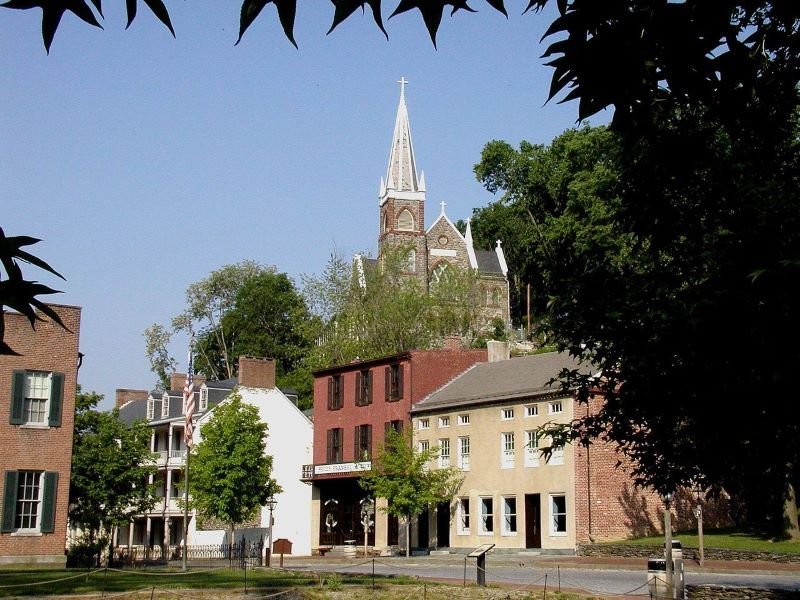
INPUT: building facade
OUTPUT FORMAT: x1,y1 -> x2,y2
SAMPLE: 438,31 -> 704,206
116,356 -> 314,557
410,350 -> 666,553
360,80 -> 511,331
305,348 -> 488,553
0,304 -> 82,566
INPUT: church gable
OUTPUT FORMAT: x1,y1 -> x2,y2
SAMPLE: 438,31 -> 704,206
425,210 -> 470,272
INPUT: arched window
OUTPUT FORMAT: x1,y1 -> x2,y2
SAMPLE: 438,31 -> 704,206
406,249 -> 416,272
431,262 -> 452,287
397,209 -> 415,231
381,211 -> 388,233
492,288 -> 501,306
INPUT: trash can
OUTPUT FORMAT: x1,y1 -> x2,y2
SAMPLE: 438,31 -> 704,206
647,558 -> 669,598
343,539 -> 357,559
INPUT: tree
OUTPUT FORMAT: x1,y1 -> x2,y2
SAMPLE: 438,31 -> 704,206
143,323 -> 176,392
0,227 -> 68,356
188,390 -> 280,543
302,243 -> 482,369
360,428 -> 463,557
69,387 -> 157,566
474,119 -> 800,537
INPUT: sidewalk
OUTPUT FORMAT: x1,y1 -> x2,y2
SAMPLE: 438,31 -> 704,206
280,551 -> 800,577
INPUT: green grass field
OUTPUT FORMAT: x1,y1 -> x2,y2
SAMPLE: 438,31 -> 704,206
619,528 -> 800,554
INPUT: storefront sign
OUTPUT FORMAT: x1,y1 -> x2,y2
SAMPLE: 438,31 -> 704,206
314,461 -> 371,475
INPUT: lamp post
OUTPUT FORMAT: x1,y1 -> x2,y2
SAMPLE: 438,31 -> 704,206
694,484 -> 705,566
265,496 -> 277,567
663,491 -> 674,599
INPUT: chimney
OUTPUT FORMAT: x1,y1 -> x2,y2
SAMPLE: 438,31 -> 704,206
487,340 -> 510,362
238,356 -> 276,389
115,388 -> 149,409
169,372 -> 207,392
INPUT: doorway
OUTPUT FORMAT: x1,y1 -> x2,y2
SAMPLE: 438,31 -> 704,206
525,494 -> 541,548
436,501 -> 450,548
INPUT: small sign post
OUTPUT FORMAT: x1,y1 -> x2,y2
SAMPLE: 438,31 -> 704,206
273,538 -> 292,568
467,544 -> 495,586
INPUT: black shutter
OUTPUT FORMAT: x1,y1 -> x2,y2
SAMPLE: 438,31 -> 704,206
48,373 -> 64,427
366,425 -> 372,459
355,372 -> 362,406
384,367 -> 391,401
40,472 -> 58,534
354,425 -> 361,459
2,471 -> 18,533
396,365 -> 404,400
326,429 -> 333,463
327,377 -> 333,409
10,371 -> 25,425
365,371 -> 372,404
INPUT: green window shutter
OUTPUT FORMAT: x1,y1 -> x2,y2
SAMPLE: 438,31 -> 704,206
48,373 -> 64,427
10,371 -> 25,425
365,371 -> 372,404
397,365 -> 404,400
40,472 -> 58,534
2,471 -> 19,532
355,372 -> 362,405
384,367 -> 391,401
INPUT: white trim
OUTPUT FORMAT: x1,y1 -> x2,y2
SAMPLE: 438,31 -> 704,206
429,248 -> 457,257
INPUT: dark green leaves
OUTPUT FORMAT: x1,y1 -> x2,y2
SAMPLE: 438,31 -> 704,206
3,0 -> 509,51
0,227 -> 67,355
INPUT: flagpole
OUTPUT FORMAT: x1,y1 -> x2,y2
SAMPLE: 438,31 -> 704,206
182,342 -> 194,572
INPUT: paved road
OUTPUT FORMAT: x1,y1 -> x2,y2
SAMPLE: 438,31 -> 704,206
285,556 -> 800,597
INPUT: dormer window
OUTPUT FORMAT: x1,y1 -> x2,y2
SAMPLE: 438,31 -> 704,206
200,387 -> 208,411
161,394 -> 170,418
147,397 -> 155,420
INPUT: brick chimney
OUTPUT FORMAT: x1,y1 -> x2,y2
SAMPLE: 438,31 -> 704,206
169,372 -> 207,392
115,388 -> 149,409
238,356 -> 276,389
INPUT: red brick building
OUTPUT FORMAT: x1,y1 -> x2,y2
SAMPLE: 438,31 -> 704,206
305,348 -> 487,552
0,305 -> 82,566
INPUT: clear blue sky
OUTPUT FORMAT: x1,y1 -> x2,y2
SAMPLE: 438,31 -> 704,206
1,1 -> 608,409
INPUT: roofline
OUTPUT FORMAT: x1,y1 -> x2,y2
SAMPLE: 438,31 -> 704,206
410,388 -> 570,414
313,351 -> 412,377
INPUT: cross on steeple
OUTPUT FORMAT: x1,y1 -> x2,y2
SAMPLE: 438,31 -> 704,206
398,77 -> 409,98
440,201 -> 447,214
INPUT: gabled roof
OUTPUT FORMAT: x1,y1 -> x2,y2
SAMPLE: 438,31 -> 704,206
475,249 -> 505,275
411,352 -> 588,413
117,377 -> 235,426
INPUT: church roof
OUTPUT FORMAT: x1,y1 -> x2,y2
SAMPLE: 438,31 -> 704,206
475,249 -> 505,275
380,78 -> 425,203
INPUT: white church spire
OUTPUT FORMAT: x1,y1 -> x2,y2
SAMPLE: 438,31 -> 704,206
380,77 -> 425,204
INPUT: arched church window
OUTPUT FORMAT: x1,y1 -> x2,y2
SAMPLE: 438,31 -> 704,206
492,288 -> 501,306
382,212 -> 388,233
431,262 -> 452,287
397,209 -> 415,231
406,249 -> 416,273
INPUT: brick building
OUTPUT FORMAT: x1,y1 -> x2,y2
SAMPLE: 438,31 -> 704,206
410,349 -> 667,553
356,79 -> 511,331
304,348 -> 487,552
0,304 -> 82,566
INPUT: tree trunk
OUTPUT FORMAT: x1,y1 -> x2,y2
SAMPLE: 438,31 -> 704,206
228,523 -> 235,558
783,483 -> 800,540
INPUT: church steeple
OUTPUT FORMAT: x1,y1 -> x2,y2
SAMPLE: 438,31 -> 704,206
380,77 -> 426,205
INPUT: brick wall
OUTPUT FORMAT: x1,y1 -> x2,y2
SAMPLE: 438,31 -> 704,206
0,304 -> 82,565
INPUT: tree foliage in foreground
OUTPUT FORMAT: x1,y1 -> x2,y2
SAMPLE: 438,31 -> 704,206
360,428 -> 463,557
69,388 -> 157,564
188,391 -> 280,541
302,243 -> 483,369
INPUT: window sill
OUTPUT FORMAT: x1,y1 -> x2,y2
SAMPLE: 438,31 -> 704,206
501,532 -> 518,537
549,532 -> 568,537
10,531 -> 42,537
19,424 -> 50,430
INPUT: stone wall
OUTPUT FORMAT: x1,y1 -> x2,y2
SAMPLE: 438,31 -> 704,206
578,543 -> 800,564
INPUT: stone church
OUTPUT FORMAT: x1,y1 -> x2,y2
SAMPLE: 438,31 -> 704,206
359,79 -> 511,331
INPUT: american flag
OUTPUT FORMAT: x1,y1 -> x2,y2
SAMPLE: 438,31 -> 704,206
183,356 -> 195,448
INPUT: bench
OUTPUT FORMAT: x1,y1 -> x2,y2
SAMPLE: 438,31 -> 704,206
316,546 -> 334,557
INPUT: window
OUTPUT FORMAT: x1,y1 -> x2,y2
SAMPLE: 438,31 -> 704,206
480,497 -> 494,534
458,436 -> 470,471
326,428 -> 343,464
525,404 -> 538,417
406,249 -> 416,272
10,370 -> 64,427
492,288 -> 501,306
397,208 -> 415,231
1,471 -> 57,534
418,440 -> 429,453
385,420 -> 403,438
457,414 -> 470,425
551,494 -> 567,535
147,397 -> 155,421
161,394 -> 170,418
354,424 -> 372,460
431,262 -> 452,287
458,498 -> 470,534
385,364 -> 403,401
327,375 -> 343,410
501,408 -> 514,420
438,438 -> 450,468
547,442 -> 565,466
418,418 -> 429,430
501,432 -> 515,469
502,496 -> 517,535
525,431 -> 540,467
548,400 -> 563,415
355,370 -> 372,406
199,387 -> 208,411
438,416 -> 450,428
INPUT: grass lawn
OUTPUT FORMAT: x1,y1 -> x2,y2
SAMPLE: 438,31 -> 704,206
619,528 -> 800,554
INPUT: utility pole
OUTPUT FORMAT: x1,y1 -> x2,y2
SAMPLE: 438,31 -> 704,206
664,492 -> 674,599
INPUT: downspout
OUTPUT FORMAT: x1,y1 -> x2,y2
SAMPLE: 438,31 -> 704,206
585,403 -> 593,543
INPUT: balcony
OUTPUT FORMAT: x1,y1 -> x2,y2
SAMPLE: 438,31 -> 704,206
301,464 -> 313,481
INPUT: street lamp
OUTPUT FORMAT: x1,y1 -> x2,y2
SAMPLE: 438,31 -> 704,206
693,484 -> 705,566
663,491 -> 674,599
265,496 -> 277,567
